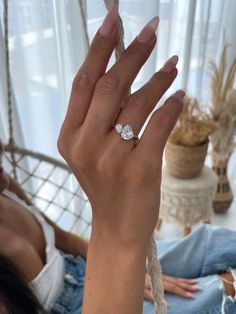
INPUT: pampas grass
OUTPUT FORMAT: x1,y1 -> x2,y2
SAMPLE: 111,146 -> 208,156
209,43 -> 236,159
169,96 -> 216,147
209,44 -> 236,120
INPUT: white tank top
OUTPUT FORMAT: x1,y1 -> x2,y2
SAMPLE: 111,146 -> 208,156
3,190 -> 64,311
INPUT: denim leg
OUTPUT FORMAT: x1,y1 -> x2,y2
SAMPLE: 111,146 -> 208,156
157,224 -> 236,278
143,274 -> 236,314
157,225 -> 209,278
142,225 -> 236,314
50,254 -> 85,314
200,226 -> 236,276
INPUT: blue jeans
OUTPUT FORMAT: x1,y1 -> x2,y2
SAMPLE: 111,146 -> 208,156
144,225 -> 236,314
50,225 -> 236,314
50,254 -> 85,314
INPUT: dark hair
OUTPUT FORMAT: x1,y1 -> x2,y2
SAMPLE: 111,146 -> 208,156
0,254 -> 45,314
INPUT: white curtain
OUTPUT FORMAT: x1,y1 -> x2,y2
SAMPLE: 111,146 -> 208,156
0,0 -> 90,233
0,0 -> 88,158
1,0 -> 236,157
0,0 -> 235,233
87,0 -> 236,102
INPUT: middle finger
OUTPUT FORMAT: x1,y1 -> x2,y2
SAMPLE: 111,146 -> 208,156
86,16 -> 159,133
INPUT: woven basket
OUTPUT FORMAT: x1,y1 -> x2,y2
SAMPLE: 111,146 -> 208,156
212,153 -> 233,213
165,140 -> 209,179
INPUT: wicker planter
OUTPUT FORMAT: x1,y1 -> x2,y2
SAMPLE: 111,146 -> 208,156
212,153 -> 233,213
165,140 -> 209,179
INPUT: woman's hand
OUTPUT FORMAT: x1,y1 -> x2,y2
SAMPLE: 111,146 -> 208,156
162,274 -> 200,299
58,6 -> 184,313
58,7 -> 183,250
144,273 -> 200,301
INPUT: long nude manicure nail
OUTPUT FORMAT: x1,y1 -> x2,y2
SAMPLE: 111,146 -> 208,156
161,55 -> 179,73
174,90 -> 185,99
137,16 -> 159,43
100,5 -> 118,37
186,292 -> 195,298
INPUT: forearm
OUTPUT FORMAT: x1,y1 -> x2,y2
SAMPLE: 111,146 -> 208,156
82,227 -> 147,314
63,232 -> 88,260
42,214 -> 88,259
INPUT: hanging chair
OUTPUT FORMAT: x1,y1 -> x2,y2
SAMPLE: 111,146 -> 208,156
2,0 -> 92,239
2,0 -> 166,312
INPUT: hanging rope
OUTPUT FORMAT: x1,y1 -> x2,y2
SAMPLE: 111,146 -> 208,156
78,0 -> 90,51
103,1 -> 166,313
147,235 -> 166,314
3,0 -> 17,180
103,0 -> 125,64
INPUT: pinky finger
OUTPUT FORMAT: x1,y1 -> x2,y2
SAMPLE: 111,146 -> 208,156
135,90 -> 185,165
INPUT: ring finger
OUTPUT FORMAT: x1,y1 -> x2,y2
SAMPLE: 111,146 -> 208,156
111,55 -> 178,151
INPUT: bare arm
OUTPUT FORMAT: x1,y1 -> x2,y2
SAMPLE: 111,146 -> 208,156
42,214 -> 88,260
58,6 -> 183,314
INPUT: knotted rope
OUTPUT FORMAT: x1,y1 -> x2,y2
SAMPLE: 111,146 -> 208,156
103,1 -> 166,313
3,0 -> 18,180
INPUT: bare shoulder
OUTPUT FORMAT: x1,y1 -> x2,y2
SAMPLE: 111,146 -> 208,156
0,226 -> 44,281
0,225 -> 31,259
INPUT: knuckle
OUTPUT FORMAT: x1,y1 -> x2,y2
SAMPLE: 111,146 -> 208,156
89,39 -> 103,56
128,93 -> 146,107
96,74 -> 119,95
173,286 -> 178,293
169,95 -> 184,107
57,130 -> 68,158
70,143 -> 93,172
58,130 -> 90,171
72,70 -> 90,92
126,45 -> 140,59
154,111 -> 172,129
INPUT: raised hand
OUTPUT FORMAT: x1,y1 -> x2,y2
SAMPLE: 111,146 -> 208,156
58,7 -> 183,249
58,6 -> 184,314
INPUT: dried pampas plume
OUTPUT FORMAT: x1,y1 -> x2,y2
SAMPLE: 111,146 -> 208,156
210,89 -> 236,160
209,43 -> 236,160
169,96 -> 216,147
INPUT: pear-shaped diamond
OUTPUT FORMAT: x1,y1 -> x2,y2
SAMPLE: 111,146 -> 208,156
115,123 -> 123,134
121,124 -> 134,140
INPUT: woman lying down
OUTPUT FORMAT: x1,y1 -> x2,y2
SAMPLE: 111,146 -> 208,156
0,139 -> 236,314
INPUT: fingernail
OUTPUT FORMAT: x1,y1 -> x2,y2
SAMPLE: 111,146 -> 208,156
190,279 -> 198,283
192,285 -> 201,290
100,5 -> 118,37
161,55 -> 179,73
137,16 -> 159,43
174,89 -> 185,99
186,293 -> 195,298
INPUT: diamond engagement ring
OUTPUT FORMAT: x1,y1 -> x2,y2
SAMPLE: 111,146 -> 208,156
115,124 -> 139,142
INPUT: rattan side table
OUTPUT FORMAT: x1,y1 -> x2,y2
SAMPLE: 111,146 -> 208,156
157,166 -> 218,236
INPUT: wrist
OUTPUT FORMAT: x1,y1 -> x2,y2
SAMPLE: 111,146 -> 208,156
84,224 -> 147,314
91,218 -> 149,255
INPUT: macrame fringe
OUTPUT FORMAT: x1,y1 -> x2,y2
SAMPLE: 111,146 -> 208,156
147,235 -> 166,314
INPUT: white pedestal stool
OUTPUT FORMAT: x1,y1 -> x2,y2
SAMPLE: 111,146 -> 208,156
157,166 -> 218,236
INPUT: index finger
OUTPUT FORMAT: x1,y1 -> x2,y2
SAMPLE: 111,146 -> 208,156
64,6 -> 119,128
